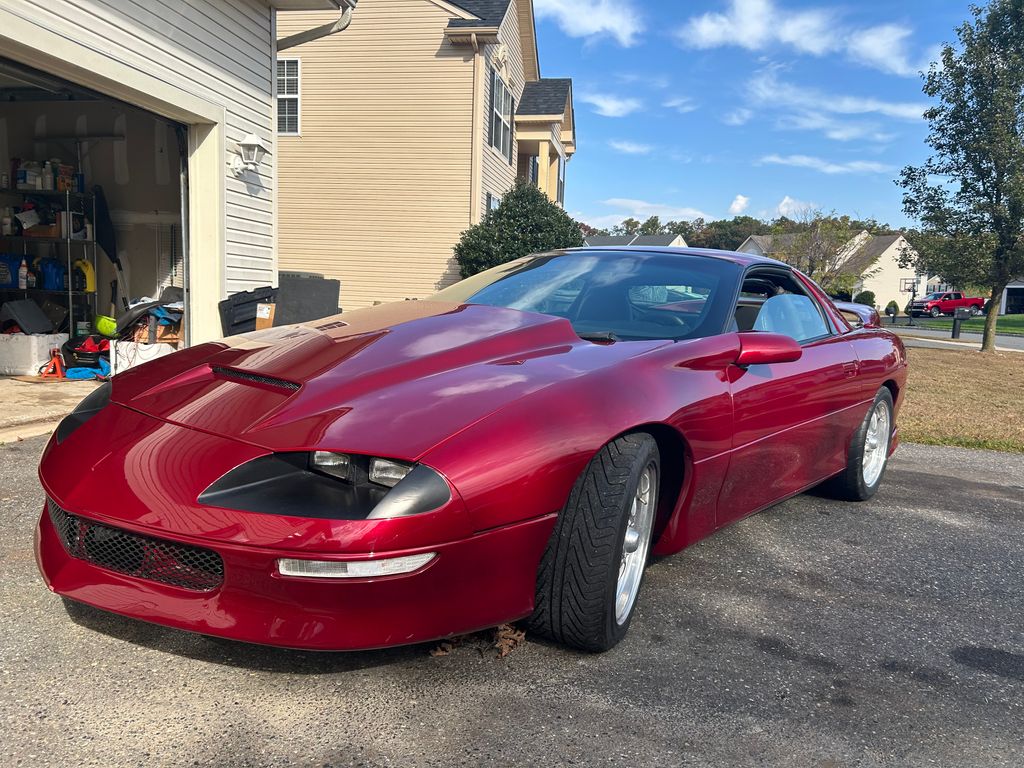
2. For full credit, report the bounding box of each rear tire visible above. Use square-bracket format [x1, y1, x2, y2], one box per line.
[824, 387, 894, 501]
[971, 305, 983, 316]
[527, 433, 660, 652]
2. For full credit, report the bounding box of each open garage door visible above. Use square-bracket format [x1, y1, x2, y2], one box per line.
[0, 56, 188, 378]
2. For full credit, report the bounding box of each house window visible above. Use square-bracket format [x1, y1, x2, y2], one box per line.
[486, 192, 501, 212]
[557, 155, 565, 205]
[489, 68, 514, 163]
[277, 59, 300, 135]
[529, 156, 539, 185]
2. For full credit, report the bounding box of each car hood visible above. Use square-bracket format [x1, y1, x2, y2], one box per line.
[110, 301, 664, 460]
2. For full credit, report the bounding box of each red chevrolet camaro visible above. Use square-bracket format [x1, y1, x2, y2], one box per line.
[36, 248, 907, 652]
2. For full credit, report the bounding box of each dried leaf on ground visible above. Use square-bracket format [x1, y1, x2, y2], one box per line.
[494, 624, 526, 658]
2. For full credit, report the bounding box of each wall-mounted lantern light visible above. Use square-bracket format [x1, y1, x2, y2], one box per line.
[232, 133, 271, 175]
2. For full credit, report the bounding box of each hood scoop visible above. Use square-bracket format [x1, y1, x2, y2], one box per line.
[211, 366, 300, 393]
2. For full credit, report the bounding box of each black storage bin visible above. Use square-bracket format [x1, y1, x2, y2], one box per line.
[218, 286, 279, 337]
[62, 335, 107, 368]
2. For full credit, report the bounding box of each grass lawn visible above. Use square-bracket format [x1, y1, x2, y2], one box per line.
[901, 347, 1024, 453]
[908, 314, 1024, 336]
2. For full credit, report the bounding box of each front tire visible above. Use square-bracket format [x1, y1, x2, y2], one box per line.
[825, 387, 894, 501]
[528, 433, 660, 652]
[930, 306, 942, 318]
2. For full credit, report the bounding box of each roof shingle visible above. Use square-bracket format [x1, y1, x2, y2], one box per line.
[446, 0, 511, 27]
[517, 78, 572, 116]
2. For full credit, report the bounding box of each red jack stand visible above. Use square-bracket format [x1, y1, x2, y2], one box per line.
[39, 348, 66, 380]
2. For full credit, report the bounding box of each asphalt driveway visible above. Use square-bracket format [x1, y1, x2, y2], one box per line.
[1, 436, 1021, 767]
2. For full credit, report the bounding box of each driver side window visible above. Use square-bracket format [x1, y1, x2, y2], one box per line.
[734, 271, 831, 343]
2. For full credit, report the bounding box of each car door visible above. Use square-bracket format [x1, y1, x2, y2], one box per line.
[717, 269, 865, 527]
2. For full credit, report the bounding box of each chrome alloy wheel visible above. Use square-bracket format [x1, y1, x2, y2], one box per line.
[615, 463, 657, 625]
[862, 400, 891, 487]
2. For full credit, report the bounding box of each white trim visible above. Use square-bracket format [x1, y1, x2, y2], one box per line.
[426, 0, 477, 19]
[489, 67, 513, 162]
[276, 58, 301, 136]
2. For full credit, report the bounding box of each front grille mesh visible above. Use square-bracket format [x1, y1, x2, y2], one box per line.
[48, 500, 224, 591]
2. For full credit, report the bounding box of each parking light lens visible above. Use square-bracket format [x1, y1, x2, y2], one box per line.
[277, 552, 436, 579]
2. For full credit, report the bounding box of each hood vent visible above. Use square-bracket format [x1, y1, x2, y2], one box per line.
[211, 366, 300, 392]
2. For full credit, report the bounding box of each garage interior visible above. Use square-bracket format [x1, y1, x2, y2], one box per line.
[0, 56, 187, 379]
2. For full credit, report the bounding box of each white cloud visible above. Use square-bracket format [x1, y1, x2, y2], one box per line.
[663, 96, 697, 114]
[609, 140, 653, 155]
[747, 69, 925, 120]
[723, 107, 753, 126]
[761, 153, 894, 174]
[677, 0, 935, 77]
[615, 73, 670, 89]
[579, 92, 643, 117]
[846, 24, 934, 77]
[728, 194, 750, 215]
[776, 112, 896, 143]
[534, 0, 644, 47]
[777, 195, 816, 217]
[602, 197, 711, 220]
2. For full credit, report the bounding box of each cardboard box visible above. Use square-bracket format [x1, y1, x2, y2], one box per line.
[24, 222, 61, 239]
[255, 302, 276, 330]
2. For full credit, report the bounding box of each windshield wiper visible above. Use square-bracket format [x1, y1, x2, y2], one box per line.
[578, 331, 618, 343]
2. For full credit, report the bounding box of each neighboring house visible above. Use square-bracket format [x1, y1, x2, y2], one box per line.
[583, 234, 688, 247]
[0, 0, 340, 344]
[1000, 279, 1024, 314]
[738, 231, 923, 310]
[276, 0, 576, 309]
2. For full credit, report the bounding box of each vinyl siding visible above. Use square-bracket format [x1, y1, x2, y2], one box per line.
[858, 240, 920, 312]
[3, 0, 277, 295]
[277, 1, 475, 309]
[480, 5, 525, 218]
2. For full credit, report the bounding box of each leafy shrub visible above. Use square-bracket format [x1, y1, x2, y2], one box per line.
[853, 290, 876, 307]
[885, 300, 900, 316]
[454, 180, 584, 278]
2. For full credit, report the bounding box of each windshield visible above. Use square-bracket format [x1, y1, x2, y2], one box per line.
[430, 251, 740, 341]
[922, 293, 946, 300]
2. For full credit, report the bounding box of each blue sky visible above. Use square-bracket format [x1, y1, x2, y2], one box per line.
[532, 0, 973, 229]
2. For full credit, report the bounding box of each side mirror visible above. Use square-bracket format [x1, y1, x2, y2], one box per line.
[735, 332, 803, 367]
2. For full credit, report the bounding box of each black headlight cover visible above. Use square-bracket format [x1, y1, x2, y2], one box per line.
[198, 453, 452, 521]
[55, 381, 112, 444]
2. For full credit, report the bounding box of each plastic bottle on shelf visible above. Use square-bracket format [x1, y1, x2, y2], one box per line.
[18, 258, 28, 289]
[42, 162, 54, 191]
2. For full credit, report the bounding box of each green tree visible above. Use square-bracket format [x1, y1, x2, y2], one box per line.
[638, 216, 663, 235]
[898, 0, 1024, 352]
[612, 217, 641, 236]
[454, 180, 584, 278]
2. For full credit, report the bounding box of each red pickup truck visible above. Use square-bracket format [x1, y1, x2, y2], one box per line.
[908, 291, 985, 318]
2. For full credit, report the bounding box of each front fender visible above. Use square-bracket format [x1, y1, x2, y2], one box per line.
[422, 335, 738, 552]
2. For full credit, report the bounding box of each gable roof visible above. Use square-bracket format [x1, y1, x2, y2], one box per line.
[839, 234, 904, 277]
[741, 233, 800, 254]
[518, 78, 572, 116]
[584, 234, 686, 247]
[446, 0, 511, 27]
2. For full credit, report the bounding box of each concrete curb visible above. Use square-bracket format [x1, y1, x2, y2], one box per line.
[0, 420, 58, 445]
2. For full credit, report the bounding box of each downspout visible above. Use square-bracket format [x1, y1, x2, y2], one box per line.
[469, 32, 484, 225]
[277, 0, 357, 52]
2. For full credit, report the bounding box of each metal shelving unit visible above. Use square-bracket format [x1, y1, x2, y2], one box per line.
[0, 187, 97, 334]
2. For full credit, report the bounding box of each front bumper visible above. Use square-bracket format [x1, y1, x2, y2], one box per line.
[36, 502, 555, 650]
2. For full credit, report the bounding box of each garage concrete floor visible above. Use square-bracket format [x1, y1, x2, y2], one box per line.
[1, 437, 1021, 767]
